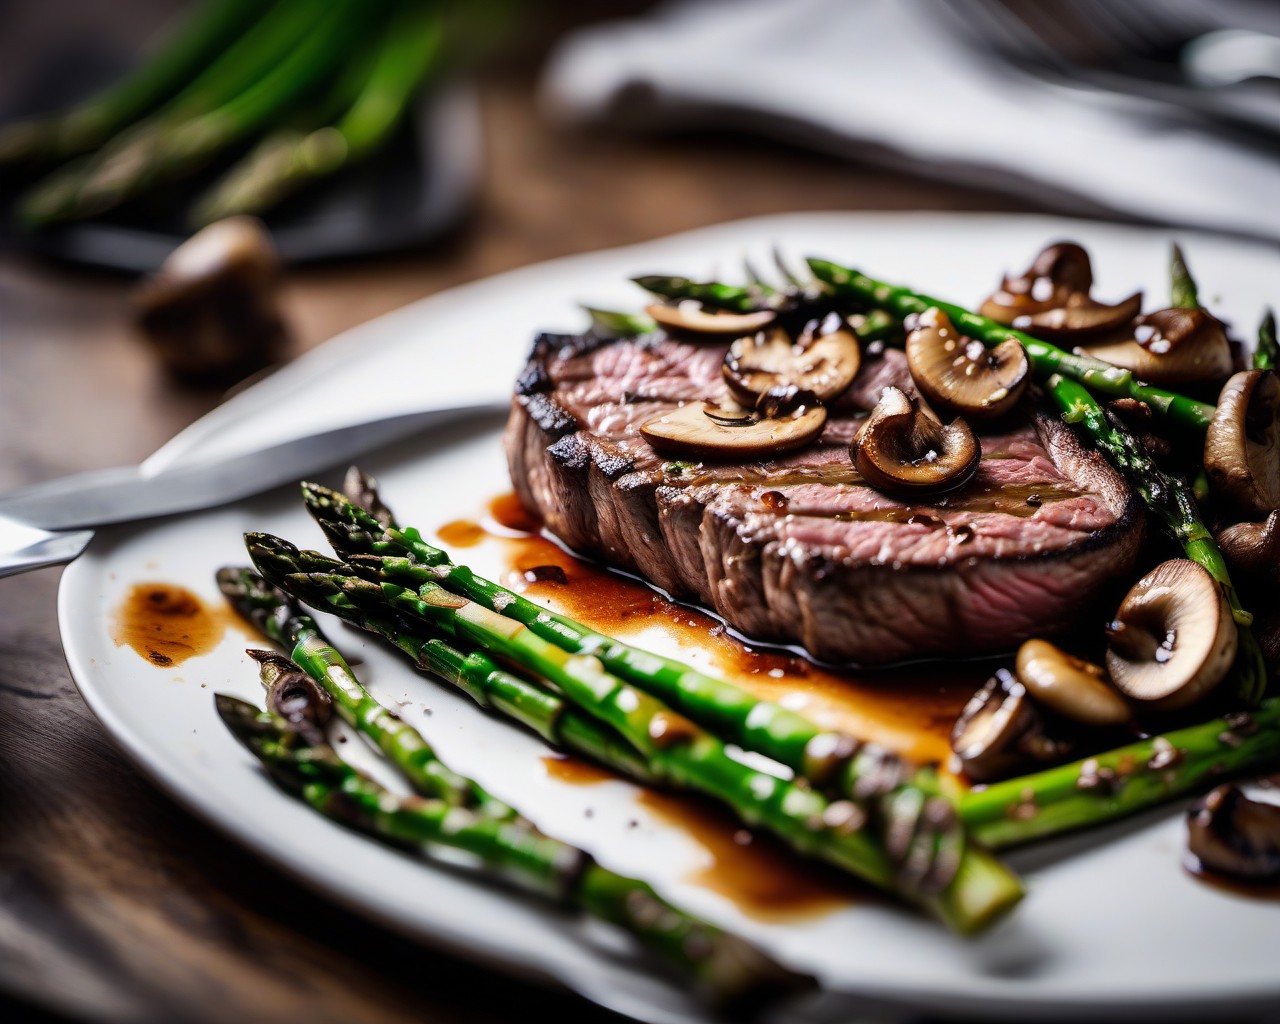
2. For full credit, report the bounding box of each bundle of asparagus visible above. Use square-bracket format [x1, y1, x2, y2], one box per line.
[217, 572, 812, 1007]
[5, 0, 452, 229]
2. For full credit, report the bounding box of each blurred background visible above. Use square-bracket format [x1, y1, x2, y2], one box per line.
[3, 0, 1279, 1021]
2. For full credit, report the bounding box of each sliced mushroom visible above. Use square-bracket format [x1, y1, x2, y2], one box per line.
[1079, 308, 1234, 388]
[1105, 559, 1237, 712]
[1204, 370, 1280, 516]
[853, 386, 979, 495]
[133, 215, 287, 384]
[723, 317, 861, 406]
[1014, 639, 1131, 726]
[905, 307, 1030, 419]
[645, 300, 776, 335]
[640, 400, 826, 460]
[1215, 511, 1280, 584]
[1187, 784, 1280, 882]
[247, 648, 331, 746]
[980, 241, 1141, 337]
[950, 669, 1070, 783]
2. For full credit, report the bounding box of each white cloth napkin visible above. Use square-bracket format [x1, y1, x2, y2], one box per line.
[542, 0, 1280, 242]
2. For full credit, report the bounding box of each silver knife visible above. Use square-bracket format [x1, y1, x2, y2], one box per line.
[0, 400, 505, 579]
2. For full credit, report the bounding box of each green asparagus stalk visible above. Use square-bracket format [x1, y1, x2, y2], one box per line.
[1255, 310, 1278, 372]
[0, 0, 266, 169]
[218, 567, 510, 816]
[248, 533, 1024, 934]
[962, 698, 1280, 848]
[806, 258, 1218, 431]
[1169, 243, 1200, 310]
[305, 479, 941, 803]
[1045, 373, 1268, 705]
[224, 561, 654, 785]
[307, 474, 1019, 925]
[193, 0, 443, 224]
[216, 694, 810, 1005]
[582, 307, 659, 338]
[632, 275, 783, 313]
[21, 0, 377, 226]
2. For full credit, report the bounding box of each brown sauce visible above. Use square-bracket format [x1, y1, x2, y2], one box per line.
[113, 583, 230, 667]
[637, 790, 861, 920]
[436, 519, 486, 548]
[541, 755, 857, 919]
[481, 494, 974, 766]
[542, 754, 618, 786]
[488, 492, 541, 534]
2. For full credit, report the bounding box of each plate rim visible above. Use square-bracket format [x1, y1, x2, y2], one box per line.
[58, 210, 1280, 1021]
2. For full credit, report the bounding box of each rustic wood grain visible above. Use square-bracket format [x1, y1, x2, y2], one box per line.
[0, 3, 1044, 1021]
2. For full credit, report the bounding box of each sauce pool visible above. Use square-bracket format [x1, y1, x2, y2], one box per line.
[112, 583, 233, 667]
[541, 755, 859, 920]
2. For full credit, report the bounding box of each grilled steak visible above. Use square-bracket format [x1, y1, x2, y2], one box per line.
[505, 331, 1145, 665]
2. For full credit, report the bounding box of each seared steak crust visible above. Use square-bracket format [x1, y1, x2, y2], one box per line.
[505, 330, 1145, 665]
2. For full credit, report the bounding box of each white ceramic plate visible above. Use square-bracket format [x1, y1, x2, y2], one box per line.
[59, 213, 1280, 1022]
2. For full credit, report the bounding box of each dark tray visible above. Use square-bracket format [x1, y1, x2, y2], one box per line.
[1, 81, 482, 273]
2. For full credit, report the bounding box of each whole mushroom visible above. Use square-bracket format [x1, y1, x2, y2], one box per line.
[133, 216, 288, 385]
[950, 669, 1071, 783]
[1105, 559, 1237, 712]
[1215, 511, 1280, 585]
[980, 241, 1141, 338]
[1079, 308, 1234, 389]
[1014, 639, 1131, 727]
[853, 386, 980, 496]
[1204, 370, 1280, 517]
[1187, 784, 1280, 882]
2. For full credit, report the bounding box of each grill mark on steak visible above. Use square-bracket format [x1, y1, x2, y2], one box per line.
[505, 330, 1146, 665]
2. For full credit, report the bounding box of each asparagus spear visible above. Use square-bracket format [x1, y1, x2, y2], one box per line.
[806, 258, 1218, 431]
[221, 564, 653, 784]
[1169, 243, 1201, 310]
[1045, 373, 1268, 706]
[0, 0, 265, 169]
[193, 0, 443, 224]
[22, 0, 377, 226]
[632, 275, 783, 313]
[218, 567, 510, 816]
[1255, 310, 1278, 371]
[961, 698, 1280, 848]
[308, 474, 1018, 925]
[247, 534, 1024, 934]
[217, 693, 810, 1005]
[306, 479, 945, 806]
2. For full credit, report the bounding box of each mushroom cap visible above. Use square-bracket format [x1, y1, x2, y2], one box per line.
[1105, 559, 1237, 711]
[979, 241, 1141, 337]
[1015, 639, 1131, 726]
[950, 669, 1070, 783]
[1215, 511, 1280, 585]
[1187, 784, 1280, 881]
[646, 301, 777, 335]
[950, 670, 1038, 783]
[853, 386, 980, 496]
[132, 216, 285, 383]
[905, 307, 1030, 420]
[723, 318, 861, 406]
[1080, 308, 1234, 389]
[1205, 369, 1280, 517]
[640, 400, 826, 460]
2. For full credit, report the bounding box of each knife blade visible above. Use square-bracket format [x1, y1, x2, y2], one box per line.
[0, 400, 504, 539]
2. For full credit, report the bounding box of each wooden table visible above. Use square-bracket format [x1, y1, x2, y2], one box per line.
[0, 6, 1043, 1021]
